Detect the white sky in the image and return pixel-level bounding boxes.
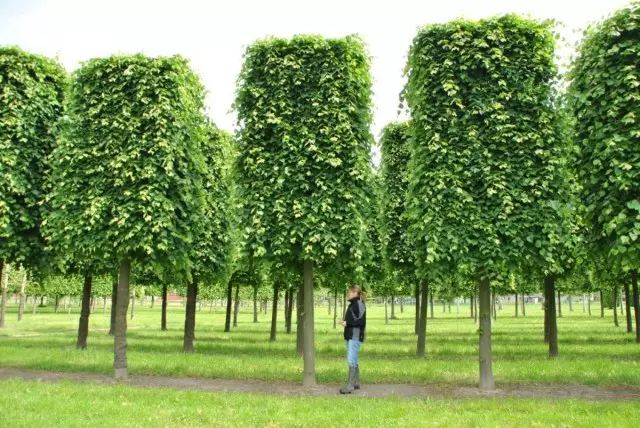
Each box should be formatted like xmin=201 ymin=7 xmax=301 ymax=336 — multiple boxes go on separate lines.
xmin=0 ymin=0 xmax=627 ymax=143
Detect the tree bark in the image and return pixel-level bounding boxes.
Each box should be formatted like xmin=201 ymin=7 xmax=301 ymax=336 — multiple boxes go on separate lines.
xmin=130 ymin=288 xmax=135 ymax=320
xmin=332 ymin=289 xmax=337 ymax=330
xmin=224 ymin=280 xmax=233 ymax=332
xmin=302 ymin=260 xmax=316 ymax=387
xmin=624 ymin=279 xmax=633 ymax=333
xmin=557 ymin=291 xmax=562 ymax=318
xmin=429 ymin=291 xmax=434 ymax=319
xmin=588 ymin=294 xmax=592 ymax=316
xmin=522 ymin=294 xmax=526 ymax=317
xmin=114 ymin=259 xmax=131 ymax=380
xmin=76 ymin=274 xmax=93 ymax=349
xmin=600 ymin=290 xmax=605 ymax=318
xmin=253 ymin=285 xmax=258 ymax=323
xmin=270 ymin=281 xmax=279 ymax=342
xmin=569 ymin=295 xmax=573 ymax=312
xmin=233 ymin=282 xmax=240 ymax=327
xmin=150 ymin=295 xmax=155 ymax=309
xmin=544 ymin=288 xmax=549 ymax=343
xmin=400 ymin=297 xmax=404 ymax=313
xmin=287 ymin=289 xmax=294 ymax=334
xmin=492 ymin=291 xmax=497 ymax=321
xmin=613 ymin=286 xmax=619 ymax=327
xmin=414 ymin=282 xmax=420 ymax=335
xmin=18 ymin=268 xmax=27 ymax=322
xmin=545 ymin=275 xmax=558 ymax=358
xmin=296 ymin=279 xmax=304 ymax=355
xmin=183 ymin=278 xmax=198 ymax=352
xmin=161 ymin=283 xmax=168 ymax=331
xmin=416 ymin=279 xmax=429 ymax=357
xmin=55 ymin=296 xmax=60 ymax=313
xmin=0 ymin=261 xmax=6 ymax=328
xmin=470 ymin=293 xmax=474 ymax=319
xmin=384 ymin=297 xmax=389 ymax=325
xmin=478 ymin=277 xmax=494 ymax=390
xmin=109 ymin=274 xmax=117 ymax=336
xmin=514 ymin=293 xmax=519 ymax=317
xmin=32 ymin=295 xmax=37 ymax=315
xmin=390 ymin=292 xmax=397 ymax=319
xmin=632 ymin=270 xmax=640 ymax=343
xmin=473 ymin=290 xmax=478 ymax=324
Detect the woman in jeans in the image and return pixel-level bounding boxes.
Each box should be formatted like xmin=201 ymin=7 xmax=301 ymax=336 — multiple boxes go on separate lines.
xmin=339 ymin=285 xmax=366 ymax=394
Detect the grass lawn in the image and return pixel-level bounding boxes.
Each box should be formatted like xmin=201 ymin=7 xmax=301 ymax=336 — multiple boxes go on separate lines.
xmin=0 ymin=378 xmax=638 ymax=427
xmin=0 ymin=297 xmax=638 ymax=386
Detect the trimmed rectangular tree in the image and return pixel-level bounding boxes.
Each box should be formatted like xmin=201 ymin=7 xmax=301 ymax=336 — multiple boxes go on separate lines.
xmin=405 ymin=15 xmax=571 ymax=389
xmin=569 ymin=3 xmax=640 ymax=343
xmin=235 ymin=35 xmax=374 ymax=386
xmin=46 ymin=54 xmax=209 ymax=379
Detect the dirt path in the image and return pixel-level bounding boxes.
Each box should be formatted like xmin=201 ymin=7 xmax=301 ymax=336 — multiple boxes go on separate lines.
xmin=1 ymin=368 xmax=639 ymax=400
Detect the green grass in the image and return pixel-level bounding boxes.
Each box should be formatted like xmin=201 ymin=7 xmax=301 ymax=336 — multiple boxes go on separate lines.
xmin=0 ymin=379 xmax=637 ymax=427
xmin=0 ymin=299 xmax=638 ymax=386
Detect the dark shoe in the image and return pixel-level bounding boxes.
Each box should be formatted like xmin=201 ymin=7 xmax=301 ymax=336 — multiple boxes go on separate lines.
xmin=354 ymin=365 xmax=360 ymax=390
xmin=339 ymin=366 xmax=357 ymax=394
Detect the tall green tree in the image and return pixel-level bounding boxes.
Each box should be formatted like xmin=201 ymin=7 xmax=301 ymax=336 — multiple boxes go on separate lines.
xmin=184 ymin=123 xmax=233 ymax=352
xmin=0 ymin=47 xmax=66 ymax=327
xmin=235 ymin=35 xmax=374 ymax=386
xmin=405 ymin=15 xmax=569 ymax=389
xmin=46 ymin=54 xmax=209 ymax=379
xmin=568 ymin=2 xmax=640 ymax=342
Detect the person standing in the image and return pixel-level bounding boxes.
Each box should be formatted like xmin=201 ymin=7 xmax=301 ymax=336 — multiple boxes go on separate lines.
xmin=340 ymin=285 xmax=366 ymax=394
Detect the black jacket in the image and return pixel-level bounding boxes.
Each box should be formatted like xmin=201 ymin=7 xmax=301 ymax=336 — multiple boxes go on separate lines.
xmin=344 ymin=297 xmax=366 ymax=342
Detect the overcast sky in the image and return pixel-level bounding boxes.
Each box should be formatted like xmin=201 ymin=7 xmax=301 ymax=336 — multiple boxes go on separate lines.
xmin=0 ymin=0 xmax=628 ymax=141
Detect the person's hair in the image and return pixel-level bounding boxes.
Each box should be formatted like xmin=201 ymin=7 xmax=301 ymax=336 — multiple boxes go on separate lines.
xmin=349 ymin=285 xmax=367 ymax=302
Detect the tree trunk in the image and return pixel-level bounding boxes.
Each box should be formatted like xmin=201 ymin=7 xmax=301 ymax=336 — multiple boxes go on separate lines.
xmin=390 ymin=292 xmax=396 ymax=319
xmin=302 ymin=260 xmax=316 ymax=387
xmin=522 ymin=294 xmax=526 ymax=317
xmin=209 ymin=299 xmax=214 ymax=313
xmin=0 ymin=262 xmax=6 ymax=328
xmin=161 ymin=283 xmax=168 ymax=331
xmin=332 ymin=289 xmax=337 ymax=330
xmin=624 ymin=280 xmax=633 ymax=333
xmin=414 ymin=282 xmax=420 ymax=335
xmin=114 ymin=259 xmax=131 ymax=380
xmin=632 ymin=269 xmax=640 ymax=343
xmin=478 ymin=277 xmax=494 ymax=390
xmin=287 ymin=289 xmax=294 ymax=334
xmin=582 ymin=294 xmax=586 ymax=312
xmin=557 ymin=291 xmax=562 ymax=318
xmin=470 ymin=294 xmax=474 ymax=319
xmin=76 ymin=274 xmax=93 ymax=349
xmin=130 ymin=288 xmax=135 ymax=320
xmin=384 ymin=298 xmax=389 ymax=325
xmin=456 ymin=298 xmax=460 ymax=314
xmin=253 ymin=285 xmax=258 ymax=323
xmin=18 ymin=269 xmax=27 ymax=322
xmin=400 ymin=298 xmax=404 ymax=313
xmin=32 ymin=295 xmax=37 ymax=315
xmin=233 ymin=282 xmax=240 ymax=327
xmin=224 ymin=280 xmax=233 ymax=332
xmin=429 ymin=291 xmax=434 ymax=319
xmin=613 ymin=286 xmax=619 ymax=327
xmin=569 ymin=295 xmax=573 ymax=312
xmin=442 ymin=299 xmax=446 ymax=313
xmin=492 ymin=292 xmax=496 ymax=321
xmin=600 ymin=290 xmax=605 ymax=318
xmin=473 ymin=290 xmax=478 ymax=324
xmin=150 ymin=295 xmax=155 ymax=309
xmin=296 ymin=279 xmax=304 ymax=355
xmin=514 ymin=293 xmax=519 ymax=317
xmin=55 ymin=295 xmax=60 ymax=314
xmin=109 ymin=274 xmax=117 ymax=336
xmin=416 ymin=279 xmax=429 ymax=357
xmin=270 ymin=282 xmax=279 ymax=342
xmin=544 ymin=289 xmax=549 ymax=344
xmin=588 ymin=294 xmax=592 ymax=316
xmin=183 ymin=278 xmax=198 ymax=353
xmin=545 ymin=275 xmax=558 ymax=358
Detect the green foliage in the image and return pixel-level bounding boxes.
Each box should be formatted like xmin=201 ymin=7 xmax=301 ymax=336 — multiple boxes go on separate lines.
xmin=568 ymin=2 xmax=640 ymax=271
xmin=404 ymin=15 xmax=574 ymax=280
xmin=379 ymin=122 xmax=414 ymax=282
xmin=234 ymin=35 xmax=374 ymax=268
xmin=0 ymin=47 xmax=66 ymax=267
xmin=191 ymin=122 xmax=233 ymax=284
xmin=45 ymin=54 xmax=208 ymax=277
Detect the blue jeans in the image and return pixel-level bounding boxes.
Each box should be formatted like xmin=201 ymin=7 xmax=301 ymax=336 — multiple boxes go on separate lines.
xmin=345 ymin=339 xmax=362 ymax=367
